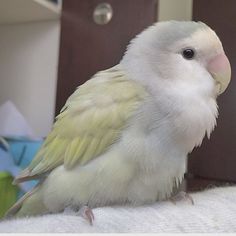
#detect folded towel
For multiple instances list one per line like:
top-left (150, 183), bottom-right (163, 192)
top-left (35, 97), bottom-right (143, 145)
top-left (0, 186), bottom-right (236, 233)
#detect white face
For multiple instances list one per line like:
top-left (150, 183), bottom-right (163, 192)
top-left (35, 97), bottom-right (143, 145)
top-left (152, 27), bottom-right (228, 98)
top-left (170, 27), bottom-right (223, 70)
top-left (122, 21), bottom-right (231, 97)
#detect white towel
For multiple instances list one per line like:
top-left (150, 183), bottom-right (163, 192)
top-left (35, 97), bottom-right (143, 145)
top-left (0, 186), bottom-right (236, 233)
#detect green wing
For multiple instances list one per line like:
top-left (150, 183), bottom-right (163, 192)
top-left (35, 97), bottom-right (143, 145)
top-left (15, 66), bottom-right (147, 182)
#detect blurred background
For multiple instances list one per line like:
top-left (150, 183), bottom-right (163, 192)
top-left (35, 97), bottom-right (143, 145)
top-left (0, 0), bottom-right (235, 217)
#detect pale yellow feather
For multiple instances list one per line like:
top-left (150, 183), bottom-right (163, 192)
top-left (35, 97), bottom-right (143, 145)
top-left (18, 66), bottom-right (147, 180)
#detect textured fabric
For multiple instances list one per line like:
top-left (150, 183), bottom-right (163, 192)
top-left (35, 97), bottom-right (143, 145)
top-left (0, 186), bottom-right (236, 233)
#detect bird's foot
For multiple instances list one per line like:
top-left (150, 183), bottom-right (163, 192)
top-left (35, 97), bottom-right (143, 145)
top-left (77, 206), bottom-right (95, 225)
top-left (170, 191), bottom-right (194, 205)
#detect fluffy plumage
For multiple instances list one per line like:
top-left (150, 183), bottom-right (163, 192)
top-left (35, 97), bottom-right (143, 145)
top-left (6, 21), bottom-right (231, 218)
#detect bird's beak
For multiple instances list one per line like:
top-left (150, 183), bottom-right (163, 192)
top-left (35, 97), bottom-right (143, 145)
top-left (207, 53), bottom-right (231, 94)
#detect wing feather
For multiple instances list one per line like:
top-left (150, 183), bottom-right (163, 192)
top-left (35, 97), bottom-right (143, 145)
top-left (14, 66), bottom-right (147, 183)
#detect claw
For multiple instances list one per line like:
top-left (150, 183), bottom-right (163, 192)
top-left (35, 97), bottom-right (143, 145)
top-left (78, 206), bottom-right (95, 225)
top-left (170, 191), bottom-right (194, 205)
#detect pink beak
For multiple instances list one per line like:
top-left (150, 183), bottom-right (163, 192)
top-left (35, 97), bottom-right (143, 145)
top-left (207, 53), bottom-right (231, 94)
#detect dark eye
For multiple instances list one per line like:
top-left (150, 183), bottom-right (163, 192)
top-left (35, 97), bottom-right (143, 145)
top-left (182, 48), bottom-right (195, 60)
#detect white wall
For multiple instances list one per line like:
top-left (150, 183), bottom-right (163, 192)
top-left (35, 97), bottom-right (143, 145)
top-left (158, 0), bottom-right (193, 21)
top-left (0, 21), bottom-right (60, 138)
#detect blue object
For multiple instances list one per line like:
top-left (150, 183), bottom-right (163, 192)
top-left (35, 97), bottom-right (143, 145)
top-left (7, 138), bottom-right (43, 169)
top-left (0, 148), bottom-right (33, 195)
top-left (0, 137), bottom-right (43, 197)
top-left (0, 148), bottom-right (20, 174)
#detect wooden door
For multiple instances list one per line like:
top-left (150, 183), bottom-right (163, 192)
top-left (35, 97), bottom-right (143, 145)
top-left (187, 0), bottom-right (236, 190)
top-left (56, 0), bottom-right (158, 115)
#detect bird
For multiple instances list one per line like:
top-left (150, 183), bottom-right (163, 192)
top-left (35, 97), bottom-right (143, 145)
top-left (5, 21), bottom-right (231, 224)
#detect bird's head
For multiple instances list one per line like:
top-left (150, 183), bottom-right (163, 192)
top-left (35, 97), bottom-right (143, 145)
top-left (122, 21), bottom-right (231, 97)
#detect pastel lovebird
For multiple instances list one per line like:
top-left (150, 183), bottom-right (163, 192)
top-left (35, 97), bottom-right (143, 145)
top-left (5, 21), bottom-right (231, 223)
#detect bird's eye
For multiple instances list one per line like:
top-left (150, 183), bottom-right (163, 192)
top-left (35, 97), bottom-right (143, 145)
top-left (182, 48), bottom-right (195, 60)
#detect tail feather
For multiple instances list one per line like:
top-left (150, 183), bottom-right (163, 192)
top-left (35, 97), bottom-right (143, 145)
top-left (13, 168), bottom-right (45, 184)
top-left (4, 184), bottom-right (48, 218)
